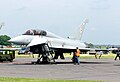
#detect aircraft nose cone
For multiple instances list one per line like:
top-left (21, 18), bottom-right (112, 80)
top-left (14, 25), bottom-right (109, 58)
top-left (9, 35), bottom-right (34, 45)
top-left (8, 37), bottom-right (22, 43)
top-left (8, 35), bottom-right (31, 45)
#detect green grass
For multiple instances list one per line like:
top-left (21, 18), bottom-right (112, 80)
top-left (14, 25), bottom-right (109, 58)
top-left (15, 49), bottom-right (116, 59)
top-left (64, 53), bottom-right (116, 59)
top-left (0, 77), bottom-right (103, 82)
top-left (15, 53), bottom-right (116, 59)
top-left (80, 54), bottom-right (115, 59)
top-left (15, 54), bottom-right (34, 58)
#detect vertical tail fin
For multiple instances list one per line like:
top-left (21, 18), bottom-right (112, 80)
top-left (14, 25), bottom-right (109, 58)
top-left (74, 18), bottom-right (88, 40)
top-left (0, 22), bottom-right (4, 30)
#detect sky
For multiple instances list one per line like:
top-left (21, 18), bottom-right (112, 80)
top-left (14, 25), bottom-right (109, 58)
top-left (0, 0), bottom-right (120, 45)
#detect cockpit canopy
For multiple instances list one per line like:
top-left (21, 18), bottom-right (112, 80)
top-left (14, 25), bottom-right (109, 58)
top-left (22, 29), bottom-right (61, 38)
top-left (23, 29), bottom-right (47, 36)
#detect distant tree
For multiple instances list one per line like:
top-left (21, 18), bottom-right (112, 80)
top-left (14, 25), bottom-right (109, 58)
top-left (0, 35), bottom-right (11, 46)
top-left (88, 43), bottom-right (94, 48)
top-left (84, 42), bottom-right (94, 48)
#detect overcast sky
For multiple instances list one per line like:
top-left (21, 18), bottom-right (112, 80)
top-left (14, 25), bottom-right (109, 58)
top-left (0, 0), bottom-right (120, 45)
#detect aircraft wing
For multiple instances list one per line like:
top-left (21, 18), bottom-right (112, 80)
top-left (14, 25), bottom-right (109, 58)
top-left (27, 36), bottom-right (47, 47)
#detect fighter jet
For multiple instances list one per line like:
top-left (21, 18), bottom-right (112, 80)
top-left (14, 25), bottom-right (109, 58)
top-left (9, 19), bottom-right (89, 63)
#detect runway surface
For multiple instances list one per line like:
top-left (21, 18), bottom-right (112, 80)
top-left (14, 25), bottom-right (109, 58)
top-left (0, 58), bottom-right (120, 82)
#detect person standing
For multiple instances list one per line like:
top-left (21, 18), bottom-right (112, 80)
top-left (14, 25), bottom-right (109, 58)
top-left (99, 51), bottom-right (103, 59)
top-left (74, 47), bottom-right (80, 65)
top-left (114, 49), bottom-right (120, 60)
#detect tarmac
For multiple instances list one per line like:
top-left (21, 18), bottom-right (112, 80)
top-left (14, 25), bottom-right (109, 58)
top-left (0, 58), bottom-right (120, 82)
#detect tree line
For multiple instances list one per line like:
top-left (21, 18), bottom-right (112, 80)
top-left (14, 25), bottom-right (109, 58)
top-left (0, 35), bottom-right (11, 46)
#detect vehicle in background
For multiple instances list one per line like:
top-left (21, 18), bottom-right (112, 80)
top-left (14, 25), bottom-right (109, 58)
top-left (0, 49), bottom-right (15, 62)
top-left (18, 47), bottom-right (29, 55)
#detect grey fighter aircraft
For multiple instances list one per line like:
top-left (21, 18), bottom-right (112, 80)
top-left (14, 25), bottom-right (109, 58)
top-left (9, 19), bottom-right (89, 63)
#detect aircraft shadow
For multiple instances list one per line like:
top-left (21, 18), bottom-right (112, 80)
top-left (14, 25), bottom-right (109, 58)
top-left (11, 61), bottom-right (112, 65)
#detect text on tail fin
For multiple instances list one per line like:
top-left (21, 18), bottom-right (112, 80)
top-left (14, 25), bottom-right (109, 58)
top-left (74, 18), bottom-right (88, 40)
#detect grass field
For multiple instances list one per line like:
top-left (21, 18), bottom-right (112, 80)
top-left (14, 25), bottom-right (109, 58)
top-left (0, 77), bottom-right (103, 82)
top-left (80, 53), bottom-right (115, 59)
top-left (16, 52), bottom-right (116, 59)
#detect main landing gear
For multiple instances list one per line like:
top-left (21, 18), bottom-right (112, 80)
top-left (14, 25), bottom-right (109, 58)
top-left (34, 44), bottom-right (55, 64)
